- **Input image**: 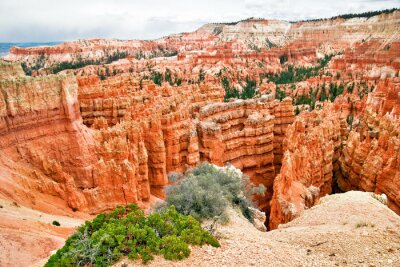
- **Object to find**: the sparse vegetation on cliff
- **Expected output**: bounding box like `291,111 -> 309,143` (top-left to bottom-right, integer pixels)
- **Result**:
21,53 -> 46,75
222,77 -> 257,101
45,204 -> 219,266
293,8 -> 399,22
21,48 -> 179,76
134,49 -> 178,60
146,69 -> 182,86
160,163 -> 265,223
269,54 -> 336,85
275,86 -> 287,101
52,51 -> 129,74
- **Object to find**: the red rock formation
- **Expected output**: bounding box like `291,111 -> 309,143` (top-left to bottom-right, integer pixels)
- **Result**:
5,10 -> 399,78
0,60 -> 295,216
197,97 -> 294,212
0,9 -> 399,231
0,62 -> 163,213
269,105 -> 343,229
1,10 -> 400,266
337,79 -> 400,214
0,65 -> 95,212
269,78 -> 400,229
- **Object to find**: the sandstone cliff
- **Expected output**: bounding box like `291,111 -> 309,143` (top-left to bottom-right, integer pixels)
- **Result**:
269,105 -> 343,229
0,60 -> 295,216
269,80 -> 400,228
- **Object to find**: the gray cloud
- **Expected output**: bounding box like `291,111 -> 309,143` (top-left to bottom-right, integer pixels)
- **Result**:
0,0 -> 398,42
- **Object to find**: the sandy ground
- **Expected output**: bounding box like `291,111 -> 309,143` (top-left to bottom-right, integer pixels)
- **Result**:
0,198 -> 85,267
2,191 -> 399,267
115,191 -> 400,267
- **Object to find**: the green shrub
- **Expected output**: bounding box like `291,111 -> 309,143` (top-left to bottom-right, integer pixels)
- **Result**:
222,77 -> 257,101
45,204 -> 219,267
275,86 -> 286,101
269,54 -> 337,85
162,163 -> 265,222
52,220 -> 61,226
198,69 -> 205,82
160,236 -> 190,260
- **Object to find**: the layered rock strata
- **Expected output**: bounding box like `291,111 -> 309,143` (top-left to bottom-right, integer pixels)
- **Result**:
198,97 -> 294,212
0,60 -> 294,215
269,79 -> 400,228
269,105 -> 343,229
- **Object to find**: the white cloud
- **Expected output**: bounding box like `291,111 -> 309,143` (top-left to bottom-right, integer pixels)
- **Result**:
0,0 -> 398,42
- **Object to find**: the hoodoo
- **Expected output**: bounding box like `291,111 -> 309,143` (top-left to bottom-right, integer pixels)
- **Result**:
1,5 -> 400,266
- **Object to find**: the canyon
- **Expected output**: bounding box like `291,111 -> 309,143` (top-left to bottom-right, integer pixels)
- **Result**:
0,9 -> 400,266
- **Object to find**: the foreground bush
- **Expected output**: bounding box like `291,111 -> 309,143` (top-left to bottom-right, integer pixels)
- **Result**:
162,163 -> 265,222
45,204 -> 219,267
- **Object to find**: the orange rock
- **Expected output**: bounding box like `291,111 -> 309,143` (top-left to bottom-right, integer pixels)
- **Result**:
0,60 -> 295,216
269,105 -> 342,229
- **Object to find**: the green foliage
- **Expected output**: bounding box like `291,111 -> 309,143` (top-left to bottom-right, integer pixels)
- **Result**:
294,106 -> 300,115
99,72 -> 106,81
21,50 -> 132,75
265,38 -> 276,49
164,68 -> 173,85
347,101 -> 355,131
269,54 -> 336,84
21,53 -> 46,76
212,27 -> 223,35
222,77 -> 257,101
241,78 -> 257,99
327,83 -> 345,102
52,220 -> 61,226
45,204 -> 219,267
294,8 -> 398,22
333,8 -> 398,20
310,93 -> 316,110
52,51 -> 129,74
163,50 -> 178,57
248,43 -> 261,52
150,71 -> 163,86
358,83 -> 369,100
279,55 -> 288,65
319,83 -> 327,101
295,95 -> 311,105
198,69 -> 205,82
149,69 -> 182,86
134,49 -> 177,60
160,236 -> 190,260
347,82 -> 354,94
222,77 -> 240,101
275,86 -> 286,101
162,162 -> 265,223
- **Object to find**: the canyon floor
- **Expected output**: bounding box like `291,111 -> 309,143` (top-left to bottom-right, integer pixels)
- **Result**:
113,191 -> 400,267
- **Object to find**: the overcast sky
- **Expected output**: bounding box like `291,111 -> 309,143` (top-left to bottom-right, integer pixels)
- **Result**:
0,0 -> 398,42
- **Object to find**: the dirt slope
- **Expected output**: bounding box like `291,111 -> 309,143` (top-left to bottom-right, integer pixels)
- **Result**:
0,199 -> 86,267
116,191 -> 400,267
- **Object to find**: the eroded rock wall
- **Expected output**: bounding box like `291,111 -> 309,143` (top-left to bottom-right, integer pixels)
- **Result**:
197,97 -> 294,212
269,79 -> 400,229
337,79 -> 400,214
0,62 -> 159,213
0,60 -> 294,215
269,105 -> 343,229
